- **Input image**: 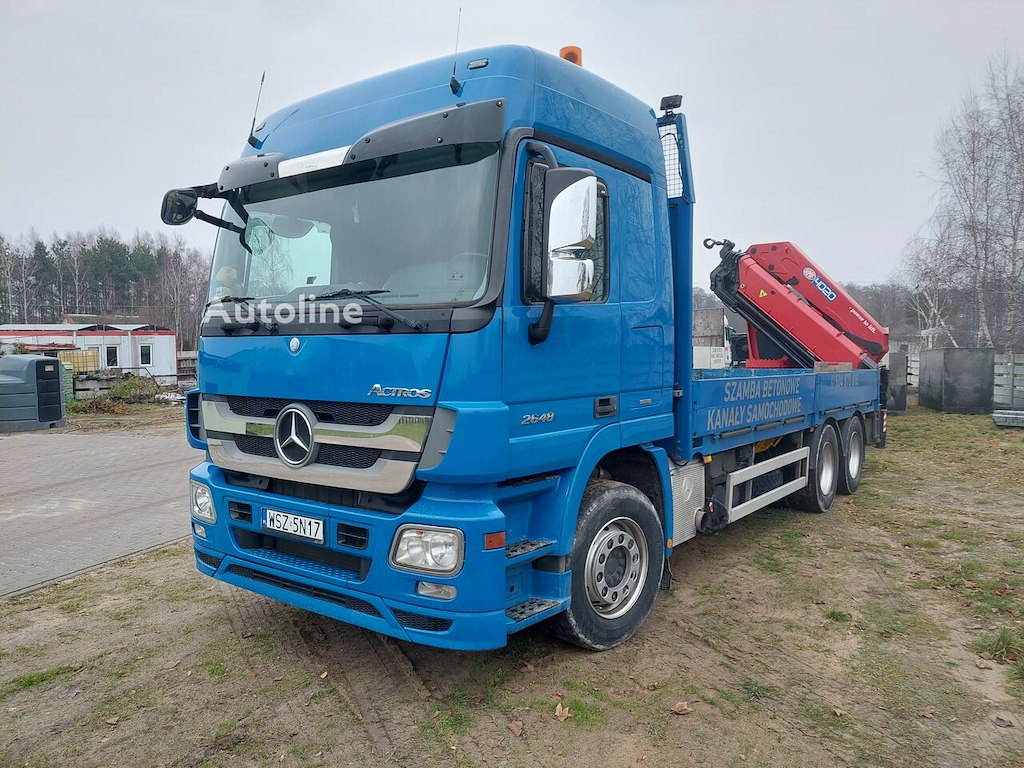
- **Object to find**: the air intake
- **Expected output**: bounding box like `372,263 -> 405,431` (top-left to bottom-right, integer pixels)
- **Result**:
0,355 -> 66,432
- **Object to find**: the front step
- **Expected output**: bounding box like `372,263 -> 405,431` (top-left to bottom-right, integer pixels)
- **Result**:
505,538 -> 556,561
505,597 -> 563,627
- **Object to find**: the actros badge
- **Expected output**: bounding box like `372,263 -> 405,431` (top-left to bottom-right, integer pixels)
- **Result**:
367,384 -> 432,399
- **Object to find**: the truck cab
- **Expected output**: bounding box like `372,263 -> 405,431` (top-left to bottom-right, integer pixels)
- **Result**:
166,45 -> 882,651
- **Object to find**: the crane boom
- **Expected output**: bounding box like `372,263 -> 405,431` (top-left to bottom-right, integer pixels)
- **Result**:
709,240 -> 889,369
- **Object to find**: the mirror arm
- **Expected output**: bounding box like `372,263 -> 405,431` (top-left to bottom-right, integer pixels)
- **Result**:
525,142 -> 558,346
194,210 -> 245,236
525,141 -> 557,168
194,183 -> 220,199
528,299 -> 555,346
227,195 -> 250,225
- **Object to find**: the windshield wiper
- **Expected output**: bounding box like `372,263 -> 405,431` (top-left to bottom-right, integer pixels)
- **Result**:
204,295 -> 255,311
204,295 -> 277,334
311,288 -> 427,331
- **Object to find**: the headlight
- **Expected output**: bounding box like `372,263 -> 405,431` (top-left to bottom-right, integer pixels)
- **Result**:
390,526 -> 464,575
190,482 -> 215,523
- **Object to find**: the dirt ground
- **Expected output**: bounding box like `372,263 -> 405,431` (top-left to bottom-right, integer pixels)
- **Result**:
58,403 -> 185,435
3,402 -> 1024,768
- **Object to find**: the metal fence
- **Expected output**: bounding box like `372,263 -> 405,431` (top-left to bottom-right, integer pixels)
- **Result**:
907,352 -> 1024,409
907,355 -> 920,388
995,354 -> 1024,409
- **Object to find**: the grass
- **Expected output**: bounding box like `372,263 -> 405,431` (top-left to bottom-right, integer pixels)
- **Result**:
563,678 -> 622,707
200,657 -> 230,679
890,406 -> 1024,488
245,630 -> 276,653
754,552 -> 786,573
740,680 -> 777,701
166,579 -> 205,603
645,719 -> 667,745
1010,658 -> 1024,682
777,529 -> 812,557
859,599 -> 941,640
425,704 -> 472,736
108,605 -> 142,622
0,665 -> 74,701
972,628 -> 1024,663
937,529 -> 985,545
699,688 -> 744,718
563,696 -> 606,727
825,610 -> 852,623
213,716 -> 240,740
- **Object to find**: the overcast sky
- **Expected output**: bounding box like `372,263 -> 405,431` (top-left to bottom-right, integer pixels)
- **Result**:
2,0 -> 1023,286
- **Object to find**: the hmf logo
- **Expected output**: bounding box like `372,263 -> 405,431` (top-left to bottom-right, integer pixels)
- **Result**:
801,267 -> 837,302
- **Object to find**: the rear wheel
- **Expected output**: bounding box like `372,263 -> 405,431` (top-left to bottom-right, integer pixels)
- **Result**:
795,422 -> 839,513
551,479 -> 664,650
837,416 -> 864,495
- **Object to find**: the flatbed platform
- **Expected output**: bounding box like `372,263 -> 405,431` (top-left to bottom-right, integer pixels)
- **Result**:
691,368 -> 880,454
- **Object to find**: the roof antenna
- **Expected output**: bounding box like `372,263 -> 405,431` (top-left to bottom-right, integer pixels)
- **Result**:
247,72 -> 266,149
449,7 -> 463,95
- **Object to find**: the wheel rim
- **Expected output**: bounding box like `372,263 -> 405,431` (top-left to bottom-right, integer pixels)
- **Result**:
819,435 -> 836,495
847,428 -> 862,478
584,516 -> 648,620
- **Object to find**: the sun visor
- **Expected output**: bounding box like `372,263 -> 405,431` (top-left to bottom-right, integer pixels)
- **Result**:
344,98 -> 506,164
215,98 -> 505,193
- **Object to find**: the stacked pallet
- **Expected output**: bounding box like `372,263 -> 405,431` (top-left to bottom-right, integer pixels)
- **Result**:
993,410 -> 1024,428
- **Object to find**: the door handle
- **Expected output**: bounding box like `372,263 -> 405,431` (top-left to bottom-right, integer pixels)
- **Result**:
594,396 -> 618,418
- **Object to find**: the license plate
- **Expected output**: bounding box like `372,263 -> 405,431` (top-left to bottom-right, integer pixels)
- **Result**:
263,509 -> 324,544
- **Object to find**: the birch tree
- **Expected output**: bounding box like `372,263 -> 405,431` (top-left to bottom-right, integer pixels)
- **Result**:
906,55 -> 1024,352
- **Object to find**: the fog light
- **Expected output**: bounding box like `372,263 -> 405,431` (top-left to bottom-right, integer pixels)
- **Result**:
190,482 -> 215,523
390,525 -> 464,575
417,581 -> 457,600
193,522 -> 207,538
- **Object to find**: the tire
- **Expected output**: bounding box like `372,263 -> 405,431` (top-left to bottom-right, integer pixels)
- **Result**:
551,479 -> 665,650
795,422 -> 839,513
837,416 -> 864,495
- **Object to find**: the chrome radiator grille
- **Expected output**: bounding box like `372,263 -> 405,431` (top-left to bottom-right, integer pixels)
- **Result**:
225,395 -> 392,426
201,394 -> 433,494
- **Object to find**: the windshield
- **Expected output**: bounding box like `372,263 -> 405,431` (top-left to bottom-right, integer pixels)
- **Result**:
207,142 -> 499,307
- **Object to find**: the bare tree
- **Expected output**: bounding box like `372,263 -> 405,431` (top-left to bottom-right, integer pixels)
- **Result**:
936,91 -> 1000,346
13,237 -> 38,323
985,54 -> 1024,349
0,235 -> 14,324
905,54 -> 1024,352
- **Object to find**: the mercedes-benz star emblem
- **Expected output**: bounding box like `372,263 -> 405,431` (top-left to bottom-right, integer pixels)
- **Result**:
273,404 -> 317,467
289,337 -> 300,353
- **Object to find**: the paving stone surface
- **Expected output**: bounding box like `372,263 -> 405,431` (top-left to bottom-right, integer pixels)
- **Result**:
0,428 -> 202,595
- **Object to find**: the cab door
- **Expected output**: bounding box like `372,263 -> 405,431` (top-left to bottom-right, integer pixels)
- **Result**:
501,142 -> 621,476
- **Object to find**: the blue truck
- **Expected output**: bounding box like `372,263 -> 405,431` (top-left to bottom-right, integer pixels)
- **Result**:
162,45 -> 886,651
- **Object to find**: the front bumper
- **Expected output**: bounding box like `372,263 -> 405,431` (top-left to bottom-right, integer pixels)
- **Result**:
189,461 -> 510,650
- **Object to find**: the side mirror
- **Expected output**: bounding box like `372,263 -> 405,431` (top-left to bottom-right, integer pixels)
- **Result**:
542,169 -> 597,302
546,256 -> 595,302
161,188 -> 199,225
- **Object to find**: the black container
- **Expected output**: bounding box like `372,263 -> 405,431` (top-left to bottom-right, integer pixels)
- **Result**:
919,348 -> 994,414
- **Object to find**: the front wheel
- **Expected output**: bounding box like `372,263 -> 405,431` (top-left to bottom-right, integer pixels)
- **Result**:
551,480 -> 665,650
837,416 -> 865,495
